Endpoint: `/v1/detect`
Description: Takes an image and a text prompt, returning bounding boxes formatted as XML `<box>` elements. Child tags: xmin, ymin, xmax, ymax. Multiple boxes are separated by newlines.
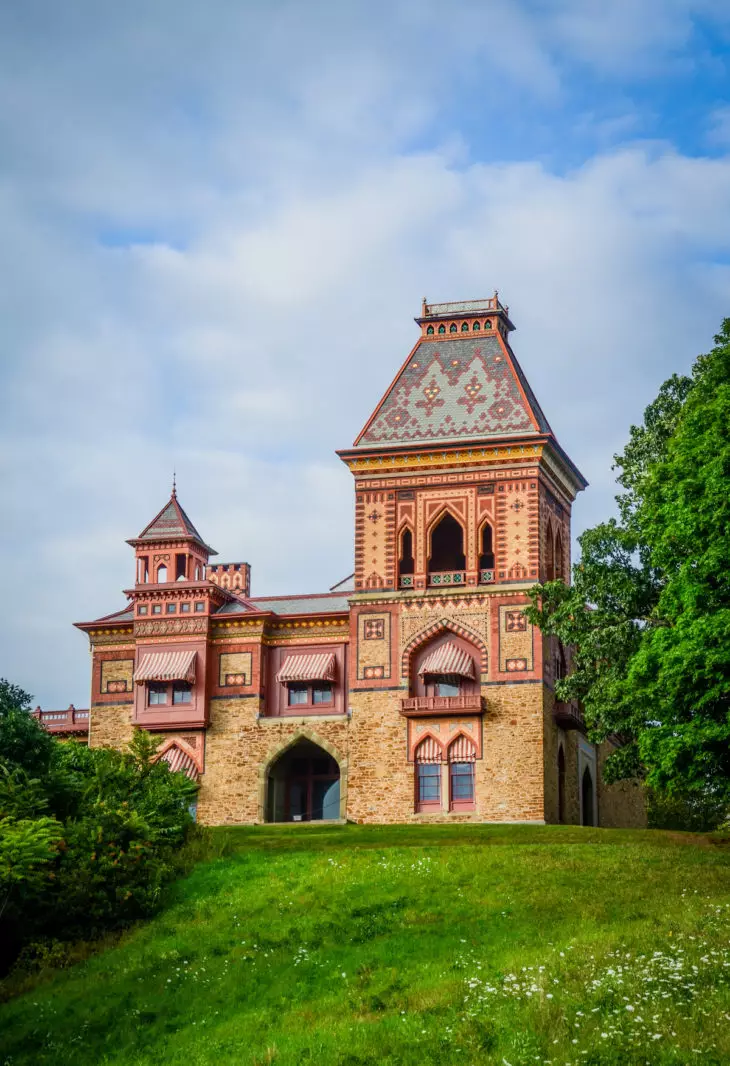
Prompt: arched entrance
<box><xmin>581</xmin><ymin>765</ymin><xmax>594</xmax><ymax>827</ymax></box>
<box><xmin>265</xmin><ymin>739</ymin><xmax>341</xmax><ymax>823</ymax></box>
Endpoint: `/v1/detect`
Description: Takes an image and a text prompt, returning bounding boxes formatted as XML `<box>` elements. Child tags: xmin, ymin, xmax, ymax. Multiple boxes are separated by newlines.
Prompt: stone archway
<box><xmin>259</xmin><ymin>730</ymin><xmax>347</xmax><ymax>823</ymax></box>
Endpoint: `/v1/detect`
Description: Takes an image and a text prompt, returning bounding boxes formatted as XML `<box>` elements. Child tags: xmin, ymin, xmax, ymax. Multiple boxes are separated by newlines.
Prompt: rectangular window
<box><xmin>416</xmin><ymin>763</ymin><xmax>441</xmax><ymax>810</ymax></box>
<box><xmin>194</xmin><ymin>602</ymin><xmax>205</xmax><ymax>613</ymax></box>
<box><xmin>166</xmin><ymin>603</ymin><xmax>176</xmax><ymax>614</ymax></box>
<box><xmin>138</xmin><ymin>605</ymin><xmax>148</xmax><ymax>616</ymax></box>
<box><xmin>450</xmin><ymin>762</ymin><xmax>475</xmax><ymax>809</ymax></box>
<box><xmin>312</xmin><ymin>684</ymin><xmax>333</xmax><ymax>705</ymax></box>
<box><xmin>173</xmin><ymin>682</ymin><xmax>192</xmax><ymax>705</ymax></box>
<box><xmin>436</xmin><ymin>679</ymin><xmax>460</xmax><ymax>697</ymax></box>
<box><xmin>152</xmin><ymin>604</ymin><xmax>162</xmax><ymax>615</ymax></box>
<box><xmin>148</xmin><ymin>682</ymin><xmax>167</xmax><ymax>705</ymax></box>
<box><xmin>288</xmin><ymin>684</ymin><xmax>308</xmax><ymax>706</ymax></box>
<box><xmin>180</xmin><ymin>603</ymin><xmax>191</xmax><ymax>613</ymax></box>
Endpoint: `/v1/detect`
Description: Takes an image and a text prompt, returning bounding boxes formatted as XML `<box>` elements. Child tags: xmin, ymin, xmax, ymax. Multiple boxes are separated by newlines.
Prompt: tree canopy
<box><xmin>527</xmin><ymin>320</ymin><xmax>730</xmax><ymax>808</ymax></box>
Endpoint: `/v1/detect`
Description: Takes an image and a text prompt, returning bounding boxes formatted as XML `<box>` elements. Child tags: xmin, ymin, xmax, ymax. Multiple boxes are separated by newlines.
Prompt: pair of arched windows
<box><xmin>544</xmin><ymin>520</ymin><xmax>564</xmax><ymax>582</ymax></box>
<box><xmin>415</xmin><ymin>734</ymin><xmax>476</xmax><ymax>812</ymax></box>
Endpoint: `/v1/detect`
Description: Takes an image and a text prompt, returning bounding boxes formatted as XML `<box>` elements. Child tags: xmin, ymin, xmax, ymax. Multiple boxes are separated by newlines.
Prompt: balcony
<box><xmin>553</xmin><ymin>702</ymin><xmax>585</xmax><ymax>732</ymax></box>
<box><xmin>400</xmin><ymin>694</ymin><xmax>484</xmax><ymax>718</ymax></box>
<box><xmin>33</xmin><ymin>705</ymin><xmax>89</xmax><ymax>736</ymax></box>
<box><xmin>428</xmin><ymin>570</ymin><xmax>466</xmax><ymax>588</ymax></box>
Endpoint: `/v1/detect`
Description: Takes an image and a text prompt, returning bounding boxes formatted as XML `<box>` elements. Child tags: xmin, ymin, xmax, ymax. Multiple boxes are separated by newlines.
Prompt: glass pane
<box><xmin>173</xmin><ymin>684</ymin><xmax>192</xmax><ymax>704</ymax></box>
<box><xmin>436</xmin><ymin>680</ymin><xmax>460</xmax><ymax>697</ymax></box>
<box><xmin>148</xmin><ymin>684</ymin><xmax>167</xmax><ymax>705</ymax></box>
<box><xmin>288</xmin><ymin>684</ymin><xmax>308</xmax><ymax>705</ymax></box>
<box><xmin>450</xmin><ymin>763</ymin><xmax>475</xmax><ymax>800</ymax></box>
<box><xmin>417</xmin><ymin>763</ymin><xmax>441</xmax><ymax>802</ymax></box>
<box><xmin>312</xmin><ymin>684</ymin><xmax>333</xmax><ymax>704</ymax></box>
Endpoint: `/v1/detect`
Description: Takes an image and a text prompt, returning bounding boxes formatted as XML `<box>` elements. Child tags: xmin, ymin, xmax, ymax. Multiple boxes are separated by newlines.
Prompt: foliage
<box><xmin>1</xmin><ymin>824</ymin><xmax>729</xmax><ymax>1064</ymax></box>
<box><xmin>0</xmin><ymin>679</ymin><xmax>197</xmax><ymax>970</ymax></box>
<box><xmin>527</xmin><ymin>320</ymin><xmax>730</xmax><ymax>814</ymax></box>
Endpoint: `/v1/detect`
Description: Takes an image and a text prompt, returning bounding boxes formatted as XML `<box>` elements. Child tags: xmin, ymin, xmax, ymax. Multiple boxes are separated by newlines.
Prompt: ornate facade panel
<box><xmin>399</xmin><ymin>596</ymin><xmax>491</xmax><ymax>678</ymax></box>
<box><xmin>356</xmin><ymin>611</ymin><xmax>392</xmax><ymax>680</ymax></box>
<box><xmin>407</xmin><ymin>717</ymin><xmax>482</xmax><ymax>761</ymax></box>
<box><xmin>100</xmin><ymin>658</ymin><xmax>134</xmax><ymax>694</ymax></box>
<box><xmin>218</xmin><ymin>651</ymin><xmax>253</xmax><ymax>687</ymax></box>
<box><xmin>355</xmin><ymin>490</ymin><xmax>396</xmax><ymax>589</ymax></box>
<box><xmin>495</xmin><ymin>479</ymin><xmax>539</xmax><ymax>582</ymax></box>
<box><xmin>498</xmin><ymin>604</ymin><xmax>534</xmax><ymax>672</ymax></box>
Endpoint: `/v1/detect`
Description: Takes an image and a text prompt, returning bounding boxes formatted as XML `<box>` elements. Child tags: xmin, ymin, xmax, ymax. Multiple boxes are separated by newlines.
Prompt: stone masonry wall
<box><xmin>89</xmin><ymin>703</ymin><xmax>134</xmax><ymax>751</ymax></box>
<box><xmin>597</xmin><ymin>742</ymin><xmax>647</xmax><ymax>829</ymax></box>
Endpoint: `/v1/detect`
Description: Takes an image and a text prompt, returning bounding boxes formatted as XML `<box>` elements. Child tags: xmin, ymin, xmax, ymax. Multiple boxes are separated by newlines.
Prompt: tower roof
<box><xmin>353</xmin><ymin>296</ymin><xmax>551</xmax><ymax>449</ymax></box>
<box><xmin>128</xmin><ymin>490</ymin><xmax>217</xmax><ymax>554</ymax></box>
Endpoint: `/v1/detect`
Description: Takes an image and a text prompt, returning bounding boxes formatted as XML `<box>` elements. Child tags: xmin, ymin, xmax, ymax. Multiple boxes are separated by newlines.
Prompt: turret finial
<box><xmin>172</xmin><ymin>469</ymin><xmax>177</xmax><ymax>498</ymax></box>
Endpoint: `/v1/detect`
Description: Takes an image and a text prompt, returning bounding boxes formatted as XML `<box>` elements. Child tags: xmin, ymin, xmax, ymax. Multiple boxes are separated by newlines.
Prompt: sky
<box><xmin>1</xmin><ymin>0</ymin><xmax>730</xmax><ymax>708</ymax></box>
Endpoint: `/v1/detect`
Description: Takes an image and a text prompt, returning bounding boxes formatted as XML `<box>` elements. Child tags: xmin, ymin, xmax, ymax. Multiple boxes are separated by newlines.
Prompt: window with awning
<box><xmin>134</xmin><ymin>650</ymin><xmax>197</xmax><ymax>684</ymax></box>
<box><xmin>276</xmin><ymin>652</ymin><xmax>336</xmax><ymax>684</ymax></box>
<box><xmin>417</xmin><ymin>642</ymin><xmax>475</xmax><ymax>679</ymax></box>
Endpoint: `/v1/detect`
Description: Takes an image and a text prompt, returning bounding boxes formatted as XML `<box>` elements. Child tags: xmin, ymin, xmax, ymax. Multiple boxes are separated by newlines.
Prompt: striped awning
<box><xmin>276</xmin><ymin>652</ymin><xmax>336</xmax><ymax>684</ymax></box>
<box><xmin>448</xmin><ymin>734</ymin><xmax>477</xmax><ymax>762</ymax></box>
<box><xmin>414</xmin><ymin>736</ymin><xmax>443</xmax><ymax>763</ymax></box>
<box><xmin>134</xmin><ymin>650</ymin><xmax>196</xmax><ymax>684</ymax></box>
<box><xmin>159</xmin><ymin>745</ymin><xmax>200</xmax><ymax>781</ymax></box>
<box><xmin>418</xmin><ymin>642</ymin><xmax>475</xmax><ymax>679</ymax></box>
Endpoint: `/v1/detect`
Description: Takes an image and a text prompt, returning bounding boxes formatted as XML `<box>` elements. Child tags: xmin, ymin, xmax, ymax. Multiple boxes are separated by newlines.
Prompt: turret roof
<box><xmin>129</xmin><ymin>491</ymin><xmax>216</xmax><ymax>554</ymax></box>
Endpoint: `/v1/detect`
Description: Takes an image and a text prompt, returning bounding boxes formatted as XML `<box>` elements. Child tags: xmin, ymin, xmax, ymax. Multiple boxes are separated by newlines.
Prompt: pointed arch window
<box><xmin>449</xmin><ymin>323</ymin><xmax>457</xmax><ymax>333</ymax></box>
<box><xmin>473</xmin><ymin>320</ymin><xmax>481</xmax><ymax>330</ymax></box>
<box><xmin>398</xmin><ymin>527</ymin><xmax>414</xmax><ymax>586</ymax></box>
<box><xmin>438</xmin><ymin>324</ymin><xmax>446</xmax><ymax>334</ymax></box>
<box><xmin>428</xmin><ymin>512</ymin><xmax>465</xmax><ymax>575</ymax></box>
<box><xmin>426</xmin><ymin>325</ymin><xmax>434</xmax><ymax>335</ymax></box>
<box><xmin>448</xmin><ymin>734</ymin><xmax>476</xmax><ymax>810</ymax></box>
<box><xmin>484</xmin><ymin>319</ymin><xmax>492</xmax><ymax>329</ymax></box>
<box><xmin>157</xmin><ymin>564</ymin><xmax>168</xmax><ymax>583</ymax></box>
<box><xmin>415</xmin><ymin>736</ymin><xmax>442</xmax><ymax>812</ymax></box>
<box><xmin>479</xmin><ymin>521</ymin><xmax>495</xmax><ymax>572</ymax></box>
<box><xmin>461</xmin><ymin>321</ymin><xmax>469</xmax><ymax>332</ymax></box>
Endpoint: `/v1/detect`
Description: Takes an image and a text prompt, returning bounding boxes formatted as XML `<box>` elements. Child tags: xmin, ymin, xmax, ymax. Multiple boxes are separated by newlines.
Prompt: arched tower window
<box><xmin>398</xmin><ymin>527</ymin><xmax>414</xmax><ymax>585</ymax></box>
<box><xmin>426</xmin><ymin>325</ymin><xmax>434</xmax><ymax>335</ymax></box>
<box><xmin>414</xmin><ymin>736</ymin><xmax>442</xmax><ymax>812</ymax></box>
<box><xmin>449</xmin><ymin>323</ymin><xmax>457</xmax><ymax>333</ymax></box>
<box><xmin>555</xmin><ymin>531</ymin><xmax>564</xmax><ymax>581</ymax></box>
<box><xmin>461</xmin><ymin>321</ymin><xmax>469</xmax><ymax>332</ymax></box>
<box><xmin>175</xmin><ymin>553</ymin><xmax>188</xmax><ymax>581</ymax></box>
<box><xmin>438</xmin><ymin>324</ymin><xmax>446</xmax><ymax>334</ymax></box>
<box><xmin>157</xmin><ymin>564</ymin><xmax>168</xmax><ymax>583</ymax></box>
<box><xmin>484</xmin><ymin>319</ymin><xmax>492</xmax><ymax>329</ymax></box>
<box><xmin>473</xmin><ymin>320</ymin><xmax>481</xmax><ymax>330</ymax></box>
<box><xmin>479</xmin><ymin>522</ymin><xmax>495</xmax><ymax>571</ymax></box>
<box><xmin>545</xmin><ymin>521</ymin><xmax>555</xmax><ymax>581</ymax></box>
<box><xmin>428</xmin><ymin>513</ymin><xmax>465</xmax><ymax>574</ymax></box>
<box><xmin>448</xmin><ymin>734</ymin><xmax>476</xmax><ymax>810</ymax></box>
<box><xmin>558</xmin><ymin>746</ymin><xmax>566</xmax><ymax>824</ymax></box>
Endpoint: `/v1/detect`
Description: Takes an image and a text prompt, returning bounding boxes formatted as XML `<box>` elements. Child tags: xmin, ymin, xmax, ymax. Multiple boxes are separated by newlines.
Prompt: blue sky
<box><xmin>1</xmin><ymin>0</ymin><xmax>729</xmax><ymax>707</ymax></box>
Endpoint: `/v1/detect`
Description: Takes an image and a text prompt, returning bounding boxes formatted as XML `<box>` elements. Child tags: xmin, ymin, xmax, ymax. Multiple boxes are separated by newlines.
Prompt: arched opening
<box><xmin>426</xmin><ymin>325</ymin><xmax>434</xmax><ymax>335</ymax></box>
<box><xmin>448</xmin><ymin>734</ymin><xmax>476</xmax><ymax>810</ymax></box>
<box><xmin>479</xmin><ymin>521</ymin><xmax>495</xmax><ymax>572</ymax></box>
<box><xmin>545</xmin><ymin>521</ymin><xmax>555</xmax><ymax>581</ymax></box>
<box><xmin>428</xmin><ymin>512</ymin><xmax>465</xmax><ymax>575</ymax></box>
<box><xmin>175</xmin><ymin>553</ymin><xmax>188</xmax><ymax>581</ymax></box>
<box><xmin>555</xmin><ymin>532</ymin><xmax>564</xmax><ymax>581</ymax></box>
<box><xmin>472</xmin><ymin>320</ymin><xmax>481</xmax><ymax>330</ymax></box>
<box><xmin>557</xmin><ymin>745</ymin><xmax>566</xmax><ymax>824</ymax></box>
<box><xmin>411</xmin><ymin>630</ymin><xmax>480</xmax><ymax>701</ymax></box>
<box><xmin>449</xmin><ymin>322</ymin><xmax>458</xmax><ymax>333</ymax></box>
<box><xmin>398</xmin><ymin>527</ymin><xmax>414</xmax><ymax>585</ymax></box>
<box><xmin>265</xmin><ymin>739</ymin><xmax>340</xmax><ymax>823</ymax></box>
<box><xmin>581</xmin><ymin>766</ymin><xmax>594</xmax><ymax>827</ymax></box>
<box><xmin>414</xmin><ymin>736</ymin><xmax>442</xmax><ymax>812</ymax></box>
<box><xmin>438</xmin><ymin>324</ymin><xmax>446</xmax><ymax>334</ymax></box>
<box><xmin>461</xmin><ymin>321</ymin><xmax>469</xmax><ymax>331</ymax></box>
<box><xmin>484</xmin><ymin>319</ymin><xmax>492</xmax><ymax>329</ymax></box>
<box><xmin>157</xmin><ymin>564</ymin><xmax>168</xmax><ymax>583</ymax></box>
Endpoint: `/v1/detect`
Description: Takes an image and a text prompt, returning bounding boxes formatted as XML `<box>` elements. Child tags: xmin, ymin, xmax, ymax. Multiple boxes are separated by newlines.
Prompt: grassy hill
<box><xmin>1</xmin><ymin>825</ymin><xmax>729</xmax><ymax>1065</ymax></box>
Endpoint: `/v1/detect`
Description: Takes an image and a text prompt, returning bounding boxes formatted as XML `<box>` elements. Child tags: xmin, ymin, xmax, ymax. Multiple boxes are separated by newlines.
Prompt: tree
<box><xmin>527</xmin><ymin>320</ymin><xmax>730</xmax><ymax>809</ymax></box>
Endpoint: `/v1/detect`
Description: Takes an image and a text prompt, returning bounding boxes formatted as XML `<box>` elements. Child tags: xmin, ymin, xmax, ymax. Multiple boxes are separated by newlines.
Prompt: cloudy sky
<box><xmin>2</xmin><ymin>1</ymin><xmax>729</xmax><ymax>708</ymax></box>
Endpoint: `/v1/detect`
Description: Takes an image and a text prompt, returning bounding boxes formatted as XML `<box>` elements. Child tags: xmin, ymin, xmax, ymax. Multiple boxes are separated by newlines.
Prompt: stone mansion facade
<box><xmin>69</xmin><ymin>295</ymin><xmax>644</xmax><ymax>827</ymax></box>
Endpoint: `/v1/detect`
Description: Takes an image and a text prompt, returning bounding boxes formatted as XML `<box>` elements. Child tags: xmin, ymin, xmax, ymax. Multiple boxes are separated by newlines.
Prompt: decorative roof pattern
<box><xmin>216</xmin><ymin>592</ymin><xmax>351</xmax><ymax>617</ymax></box>
<box><xmin>355</xmin><ymin>336</ymin><xmax>551</xmax><ymax>447</ymax></box>
<box><xmin>134</xmin><ymin>492</ymin><xmax>214</xmax><ymax>552</ymax></box>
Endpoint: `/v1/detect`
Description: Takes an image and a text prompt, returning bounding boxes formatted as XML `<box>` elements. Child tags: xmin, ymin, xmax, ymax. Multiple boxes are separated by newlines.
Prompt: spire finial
<box><xmin>172</xmin><ymin>469</ymin><xmax>177</xmax><ymax>498</ymax></box>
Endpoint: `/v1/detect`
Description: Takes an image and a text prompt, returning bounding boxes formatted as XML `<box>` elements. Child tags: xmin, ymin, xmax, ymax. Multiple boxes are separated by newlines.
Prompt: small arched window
<box><xmin>398</xmin><ymin>527</ymin><xmax>414</xmax><ymax>585</ymax></box>
<box><xmin>449</xmin><ymin>323</ymin><xmax>457</xmax><ymax>333</ymax></box>
<box><xmin>428</xmin><ymin>512</ymin><xmax>465</xmax><ymax>574</ymax></box>
<box><xmin>448</xmin><ymin>734</ymin><xmax>476</xmax><ymax>810</ymax></box>
<box><xmin>414</xmin><ymin>737</ymin><xmax>442</xmax><ymax>812</ymax></box>
<box><xmin>461</xmin><ymin>322</ymin><xmax>469</xmax><ymax>332</ymax></box>
<box><xmin>157</xmin><ymin>564</ymin><xmax>168</xmax><ymax>583</ymax></box>
<box><xmin>479</xmin><ymin>522</ymin><xmax>495</xmax><ymax>571</ymax></box>
<box><xmin>426</xmin><ymin>325</ymin><xmax>434</xmax><ymax>335</ymax></box>
<box><xmin>438</xmin><ymin>324</ymin><xmax>446</xmax><ymax>334</ymax></box>
<box><xmin>545</xmin><ymin>521</ymin><xmax>555</xmax><ymax>581</ymax></box>
<box><xmin>473</xmin><ymin>321</ymin><xmax>480</xmax><ymax>330</ymax></box>
<box><xmin>484</xmin><ymin>319</ymin><xmax>492</xmax><ymax>329</ymax></box>
<box><xmin>558</xmin><ymin>746</ymin><xmax>566</xmax><ymax>824</ymax></box>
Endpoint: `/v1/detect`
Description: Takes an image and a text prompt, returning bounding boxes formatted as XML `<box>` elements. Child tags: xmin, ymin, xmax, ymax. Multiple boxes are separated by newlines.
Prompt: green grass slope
<box><xmin>1</xmin><ymin>825</ymin><xmax>729</xmax><ymax>1065</ymax></box>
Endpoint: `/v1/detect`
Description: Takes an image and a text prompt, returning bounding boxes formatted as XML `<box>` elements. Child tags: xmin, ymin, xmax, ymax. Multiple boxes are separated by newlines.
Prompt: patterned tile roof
<box><xmin>216</xmin><ymin>592</ymin><xmax>351</xmax><ymax>617</ymax></box>
<box><xmin>354</xmin><ymin>335</ymin><xmax>551</xmax><ymax>448</ymax></box>
<box><xmin>133</xmin><ymin>492</ymin><xmax>216</xmax><ymax>553</ymax></box>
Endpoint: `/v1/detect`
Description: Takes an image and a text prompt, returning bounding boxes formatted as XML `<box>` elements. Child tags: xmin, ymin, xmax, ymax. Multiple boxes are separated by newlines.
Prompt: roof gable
<box><xmin>354</xmin><ymin>334</ymin><xmax>551</xmax><ymax>448</ymax></box>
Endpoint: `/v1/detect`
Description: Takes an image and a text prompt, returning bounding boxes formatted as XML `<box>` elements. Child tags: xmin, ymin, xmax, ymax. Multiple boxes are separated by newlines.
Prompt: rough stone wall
<box><xmin>542</xmin><ymin>691</ymin><xmax>581</xmax><ymax>825</ymax></box>
<box><xmin>597</xmin><ymin>742</ymin><xmax>647</xmax><ymax>829</ymax></box>
<box><xmin>89</xmin><ymin>703</ymin><xmax>134</xmax><ymax>751</ymax></box>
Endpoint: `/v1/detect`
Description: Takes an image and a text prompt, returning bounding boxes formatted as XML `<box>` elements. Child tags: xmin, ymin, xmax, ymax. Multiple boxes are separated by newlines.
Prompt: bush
<box><xmin>0</xmin><ymin>680</ymin><xmax>198</xmax><ymax>972</ymax></box>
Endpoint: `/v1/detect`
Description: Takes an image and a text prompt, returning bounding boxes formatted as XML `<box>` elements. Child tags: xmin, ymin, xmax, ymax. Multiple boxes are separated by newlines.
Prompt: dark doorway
<box><xmin>557</xmin><ymin>746</ymin><xmax>566</xmax><ymax>824</ymax></box>
<box><xmin>266</xmin><ymin>740</ymin><xmax>341</xmax><ymax>823</ymax></box>
<box><xmin>581</xmin><ymin>765</ymin><xmax>594</xmax><ymax>826</ymax></box>
<box><xmin>479</xmin><ymin>522</ymin><xmax>495</xmax><ymax>570</ymax></box>
<box><xmin>428</xmin><ymin>513</ymin><xmax>466</xmax><ymax>573</ymax></box>
<box><xmin>399</xmin><ymin>528</ymin><xmax>414</xmax><ymax>583</ymax></box>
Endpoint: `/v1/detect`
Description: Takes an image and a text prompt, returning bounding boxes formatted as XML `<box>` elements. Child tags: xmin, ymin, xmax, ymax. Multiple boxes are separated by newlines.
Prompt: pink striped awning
<box><xmin>414</xmin><ymin>736</ymin><xmax>443</xmax><ymax>763</ymax></box>
<box><xmin>276</xmin><ymin>652</ymin><xmax>336</xmax><ymax>683</ymax></box>
<box><xmin>418</xmin><ymin>642</ymin><xmax>475</xmax><ymax>679</ymax></box>
<box><xmin>448</xmin><ymin>734</ymin><xmax>477</xmax><ymax>762</ymax></box>
<box><xmin>159</xmin><ymin>745</ymin><xmax>200</xmax><ymax>780</ymax></box>
<box><xmin>134</xmin><ymin>650</ymin><xmax>196</xmax><ymax>684</ymax></box>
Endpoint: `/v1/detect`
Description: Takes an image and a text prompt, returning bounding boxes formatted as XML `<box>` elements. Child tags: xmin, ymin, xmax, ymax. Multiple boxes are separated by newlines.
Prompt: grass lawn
<box><xmin>1</xmin><ymin>824</ymin><xmax>729</xmax><ymax>1065</ymax></box>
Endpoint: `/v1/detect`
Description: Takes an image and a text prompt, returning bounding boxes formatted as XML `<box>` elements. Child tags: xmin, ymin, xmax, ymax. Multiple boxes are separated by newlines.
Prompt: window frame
<box><xmin>147</xmin><ymin>682</ymin><xmax>168</xmax><ymax>706</ymax></box>
<box><xmin>415</xmin><ymin>761</ymin><xmax>442</xmax><ymax>812</ymax></box>
<box><xmin>449</xmin><ymin>761</ymin><xmax>476</xmax><ymax>811</ymax></box>
<box><xmin>286</xmin><ymin>680</ymin><xmax>334</xmax><ymax>709</ymax></box>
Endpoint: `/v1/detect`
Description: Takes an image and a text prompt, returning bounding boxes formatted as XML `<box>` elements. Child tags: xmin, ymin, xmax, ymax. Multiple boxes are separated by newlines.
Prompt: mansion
<box><xmin>56</xmin><ymin>296</ymin><xmax>644</xmax><ymax>827</ymax></box>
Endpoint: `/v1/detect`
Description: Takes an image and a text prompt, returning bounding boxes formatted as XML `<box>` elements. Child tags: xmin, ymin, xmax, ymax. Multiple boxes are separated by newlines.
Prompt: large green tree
<box><xmin>527</xmin><ymin>320</ymin><xmax>730</xmax><ymax>806</ymax></box>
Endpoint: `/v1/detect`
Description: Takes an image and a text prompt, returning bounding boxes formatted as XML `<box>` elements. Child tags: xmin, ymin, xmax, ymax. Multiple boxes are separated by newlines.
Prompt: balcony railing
<box><xmin>553</xmin><ymin>702</ymin><xmax>585</xmax><ymax>732</ymax></box>
<box><xmin>479</xmin><ymin>569</ymin><xmax>495</xmax><ymax>584</ymax></box>
<box><xmin>428</xmin><ymin>570</ymin><xmax>466</xmax><ymax>587</ymax></box>
<box><xmin>33</xmin><ymin>705</ymin><xmax>90</xmax><ymax>735</ymax></box>
<box><xmin>400</xmin><ymin>694</ymin><xmax>484</xmax><ymax>717</ymax></box>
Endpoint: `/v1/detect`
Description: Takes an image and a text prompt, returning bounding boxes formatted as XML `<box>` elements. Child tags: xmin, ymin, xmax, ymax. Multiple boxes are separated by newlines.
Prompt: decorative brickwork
<box><xmin>498</xmin><ymin>604</ymin><xmax>535</xmax><ymax>673</ymax></box>
<box><xmin>100</xmin><ymin>658</ymin><xmax>134</xmax><ymax>694</ymax></box>
<box><xmin>218</xmin><ymin>651</ymin><xmax>253</xmax><ymax>687</ymax></box>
